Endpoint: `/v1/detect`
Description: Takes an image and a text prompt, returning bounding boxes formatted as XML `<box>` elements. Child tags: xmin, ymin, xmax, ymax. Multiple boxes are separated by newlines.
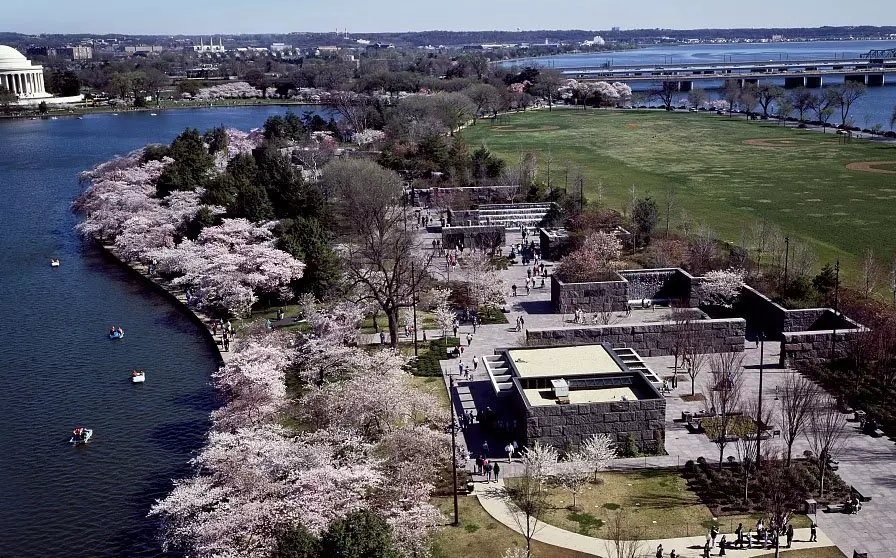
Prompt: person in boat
<box><xmin>110</xmin><ymin>326</ymin><xmax>116</xmax><ymax>336</ymax></box>
<box><xmin>117</xmin><ymin>327</ymin><xmax>123</xmax><ymax>336</ymax></box>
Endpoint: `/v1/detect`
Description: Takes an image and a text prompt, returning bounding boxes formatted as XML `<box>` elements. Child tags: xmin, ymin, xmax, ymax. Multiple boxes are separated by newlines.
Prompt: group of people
<box><xmin>514</xmin><ymin>315</ymin><xmax>525</xmax><ymax>332</ymax></box>
<box><xmin>212</xmin><ymin>319</ymin><xmax>235</xmax><ymax>351</ymax></box>
<box><xmin>473</xmin><ymin>454</ymin><xmax>500</xmax><ymax>482</ymax></box>
<box><xmin>689</xmin><ymin>519</ymin><xmax>805</xmax><ymax>557</ymax></box>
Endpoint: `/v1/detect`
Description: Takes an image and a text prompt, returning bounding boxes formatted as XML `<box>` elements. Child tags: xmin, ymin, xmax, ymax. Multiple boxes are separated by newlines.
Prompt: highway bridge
<box><xmin>563</xmin><ymin>53</ymin><xmax>896</xmax><ymax>91</ymax></box>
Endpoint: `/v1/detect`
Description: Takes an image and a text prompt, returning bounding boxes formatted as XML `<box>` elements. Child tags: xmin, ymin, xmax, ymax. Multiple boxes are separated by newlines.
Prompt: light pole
<box><xmin>449</xmin><ymin>376</ymin><xmax>460</xmax><ymax>526</ymax></box>
<box><xmin>831</xmin><ymin>260</ymin><xmax>840</xmax><ymax>359</ymax></box>
<box><xmin>412</xmin><ymin>261</ymin><xmax>419</xmax><ymax>357</ymax></box>
<box><xmin>756</xmin><ymin>332</ymin><xmax>765</xmax><ymax>467</ymax></box>
<box><xmin>783</xmin><ymin>236</ymin><xmax>790</xmax><ymax>288</ymax></box>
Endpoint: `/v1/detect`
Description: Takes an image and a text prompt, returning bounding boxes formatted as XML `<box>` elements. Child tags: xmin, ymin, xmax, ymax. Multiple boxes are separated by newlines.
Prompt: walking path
<box><xmin>474</xmin><ymin>479</ymin><xmax>834</xmax><ymax>558</ymax></box>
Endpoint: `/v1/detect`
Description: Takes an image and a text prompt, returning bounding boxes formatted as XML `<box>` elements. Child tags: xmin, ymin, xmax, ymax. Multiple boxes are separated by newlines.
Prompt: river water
<box><xmin>0</xmin><ymin>105</ymin><xmax>326</xmax><ymax>558</ymax></box>
<box><xmin>507</xmin><ymin>40</ymin><xmax>896</xmax><ymax>128</ymax></box>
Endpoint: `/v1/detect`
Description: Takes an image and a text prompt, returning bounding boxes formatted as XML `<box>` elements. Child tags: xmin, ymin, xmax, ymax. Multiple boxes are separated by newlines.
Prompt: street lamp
<box><xmin>449</xmin><ymin>376</ymin><xmax>460</xmax><ymax>526</ymax></box>
<box><xmin>756</xmin><ymin>332</ymin><xmax>765</xmax><ymax>467</ymax></box>
<box><xmin>831</xmin><ymin>260</ymin><xmax>840</xmax><ymax>359</ymax></box>
<box><xmin>783</xmin><ymin>236</ymin><xmax>790</xmax><ymax>288</ymax></box>
<box><xmin>412</xmin><ymin>261</ymin><xmax>419</xmax><ymax>357</ymax></box>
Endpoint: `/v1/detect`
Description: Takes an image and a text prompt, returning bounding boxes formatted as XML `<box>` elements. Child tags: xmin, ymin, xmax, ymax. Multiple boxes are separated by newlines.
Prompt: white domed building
<box><xmin>0</xmin><ymin>45</ymin><xmax>82</xmax><ymax>105</ymax></box>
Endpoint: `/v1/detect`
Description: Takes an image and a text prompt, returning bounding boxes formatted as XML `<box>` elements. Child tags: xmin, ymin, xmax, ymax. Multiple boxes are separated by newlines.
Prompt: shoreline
<box><xmin>95</xmin><ymin>241</ymin><xmax>230</xmax><ymax>365</ymax></box>
<box><xmin>0</xmin><ymin>98</ymin><xmax>330</xmax><ymax>121</ymax></box>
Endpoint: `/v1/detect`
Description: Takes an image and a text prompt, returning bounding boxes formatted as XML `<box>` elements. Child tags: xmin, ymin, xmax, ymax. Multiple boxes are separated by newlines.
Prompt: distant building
<box><xmin>192</xmin><ymin>37</ymin><xmax>225</xmax><ymax>54</ymax></box>
<box><xmin>270</xmin><ymin>43</ymin><xmax>292</xmax><ymax>52</ymax></box>
<box><xmin>59</xmin><ymin>46</ymin><xmax>93</xmax><ymax>60</ymax></box>
<box><xmin>611</xmin><ymin>26</ymin><xmax>621</xmax><ymax>32</ymax></box>
<box><xmin>26</xmin><ymin>46</ymin><xmax>56</xmax><ymax>58</ymax></box>
<box><xmin>125</xmin><ymin>45</ymin><xmax>165</xmax><ymax>55</ymax></box>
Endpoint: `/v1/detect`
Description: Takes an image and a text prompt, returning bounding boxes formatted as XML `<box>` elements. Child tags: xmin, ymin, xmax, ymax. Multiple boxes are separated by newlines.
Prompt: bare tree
<box><xmin>670</xmin><ymin>308</ymin><xmax>693</xmax><ymax>382</ymax></box>
<box><xmin>604</xmin><ymin>510</ymin><xmax>644</xmax><ymax>558</ymax></box>
<box><xmin>687</xmin><ymin>226</ymin><xmax>716</xmax><ymax>274</ymax></box>
<box><xmin>649</xmin><ymin>81</ymin><xmax>678</xmax><ymax>111</ymax></box>
<box><xmin>789</xmin><ymin>87</ymin><xmax>814</xmax><ymax>123</ymax></box>
<box><xmin>734</xmin><ymin>397</ymin><xmax>774</xmax><ymax>504</ymax></box>
<box><xmin>704</xmin><ymin>352</ymin><xmax>746</xmax><ymax>469</ymax></box>
<box><xmin>825</xmin><ymin>81</ymin><xmax>868</xmax><ymax>126</ymax></box>
<box><xmin>687</xmin><ymin>87</ymin><xmax>708</xmax><ymax>110</ymax></box>
<box><xmin>683</xmin><ymin>335</ymin><xmax>711</xmax><ymax>397</ymax></box>
<box><xmin>664</xmin><ymin>185</ymin><xmax>676</xmax><ymax>237</ymax></box>
<box><xmin>757</xmin><ymin>84</ymin><xmax>786</xmax><ymax>118</ymax></box>
<box><xmin>330</xmin><ymin>91</ymin><xmax>372</xmax><ymax>132</ymax></box>
<box><xmin>740</xmin><ymin>83</ymin><xmax>759</xmax><ymax>118</ymax></box>
<box><xmin>805</xmin><ymin>394</ymin><xmax>849</xmax><ymax>497</ymax></box>
<box><xmin>326</xmin><ymin>159</ymin><xmax>433</xmax><ymax>346</ymax></box>
<box><xmin>862</xmin><ymin>247</ymin><xmax>879</xmax><ymax>297</ymax></box>
<box><xmin>762</xmin><ymin>451</ymin><xmax>800</xmax><ymax>558</ymax></box>
<box><xmin>779</xmin><ymin>374</ymin><xmax>818</xmax><ymax>467</ymax></box>
<box><xmin>504</xmin><ymin>442</ymin><xmax>558</xmax><ymax>558</ymax></box>
<box><xmin>721</xmin><ymin>79</ymin><xmax>742</xmax><ymax>116</ymax></box>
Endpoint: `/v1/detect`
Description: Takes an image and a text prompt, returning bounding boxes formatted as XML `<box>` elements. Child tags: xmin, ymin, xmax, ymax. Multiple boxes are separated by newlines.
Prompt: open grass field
<box><xmin>508</xmin><ymin>469</ymin><xmax>810</xmax><ymax>540</ymax></box>
<box><xmin>461</xmin><ymin>109</ymin><xmax>896</xmax><ymax>283</ymax></box>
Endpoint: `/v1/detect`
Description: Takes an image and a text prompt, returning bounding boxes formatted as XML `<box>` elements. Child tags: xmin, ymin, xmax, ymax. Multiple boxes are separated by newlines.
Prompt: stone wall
<box><xmin>519</xmin><ymin>394</ymin><xmax>666</xmax><ymax>452</ymax></box>
<box><xmin>442</xmin><ymin>225</ymin><xmax>505</xmax><ymax>251</ymax></box>
<box><xmin>618</xmin><ymin>268</ymin><xmax>696</xmax><ymax>305</ymax></box>
<box><xmin>781</xmin><ymin>330</ymin><xmax>854</xmax><ymax>366</ymax></box>
<box><xmin>736</xmin><ymin>285</ymin><xmax>787</xmax><ymax>338</ymax></box>
<box><xmin>526</xmin><ymin>318</ymin><xmax>746</xmax><ymax>357</ymax></box>
<box><xmin>551</xmin><ymin>274</ymin><xmax>629</xmax><ymax>313</ymax></box>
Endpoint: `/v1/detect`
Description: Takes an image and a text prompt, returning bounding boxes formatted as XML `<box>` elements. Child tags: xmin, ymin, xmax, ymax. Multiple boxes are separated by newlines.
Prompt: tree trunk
<box><xmin>387</xmin><ymin>307</ymin><xmax>400</xmax><ymax>347</ymax></box>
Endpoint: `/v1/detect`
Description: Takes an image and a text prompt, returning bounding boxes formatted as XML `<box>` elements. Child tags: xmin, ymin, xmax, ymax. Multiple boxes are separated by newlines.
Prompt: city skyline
<box><xmin>4</xmin><ymin>0</ymin><xmax>896</xmax><ymax>36</ymax></box>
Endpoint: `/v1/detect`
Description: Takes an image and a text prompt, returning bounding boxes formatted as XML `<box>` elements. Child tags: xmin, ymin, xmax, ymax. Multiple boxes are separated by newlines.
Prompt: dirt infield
<box><xmin>743</xmin><ymin>138</ymin><xmax>800</xmax><ymax>148</ymax></box>
<box><xmin>846</xmin><ymin>161</ymin><xmax>896</xmax><ymax>175</ymax></box>
<box><xmin>491</xmin><ymin>125</ymin><xmax>560</xmax><ymax>132</ymax></box>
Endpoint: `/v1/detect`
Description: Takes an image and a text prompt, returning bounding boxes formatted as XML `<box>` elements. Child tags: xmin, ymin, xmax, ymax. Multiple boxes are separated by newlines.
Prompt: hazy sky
<box><xmin>5</xmin><ymin>0</ymin><xmax>896</xmax><ymax>35</ymax></box>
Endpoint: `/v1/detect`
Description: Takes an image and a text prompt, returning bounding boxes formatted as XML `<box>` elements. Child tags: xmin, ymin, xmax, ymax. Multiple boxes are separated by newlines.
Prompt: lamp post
<box><xmin>449</xmin><ymin>376</ymin><xmax>460</xmax><ymax>526</ymax></box>
<box><xmin>783</xmin><ymin>236</ymin><xmax>790</xmax><ymax>288</ymax></box>
<box><xmin>756</xmin><ymin>332</ymin><xmax>765</xmax><ymax>467</ymax></box>
<box><xmin>412</xmin><ymin>261</ymin><xmax>419</xmax><ymax>357</ymax></box>
<box><xmin>831</xmin><ymin>259</ymin><xmax>840</xmax><ymax>359</ymax></box>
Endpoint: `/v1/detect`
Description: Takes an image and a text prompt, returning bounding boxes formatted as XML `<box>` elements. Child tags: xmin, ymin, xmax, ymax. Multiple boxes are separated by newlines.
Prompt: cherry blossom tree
<box><xmin>556</xmin><ymin>452</ymin><xmax>591</xmax><ymax>510</ymax></box>
<box><xmin>459</xmin><ymin>252</ymin><xmax>505</xmax><ymax>312</ymax></box>
<box><xmin>698</xmin><ymin>268</ymin><xmax>745</xmax><ymax>308</ymax></box>
<box><xmin>580</xmin><ymin>433</ymin><xmax>616</xmax><ymax>481</ymax></box>
<box><xmin>351</xmin><ymin>129</ymin><xmax>387</xmax><ymax>148</ymax></box>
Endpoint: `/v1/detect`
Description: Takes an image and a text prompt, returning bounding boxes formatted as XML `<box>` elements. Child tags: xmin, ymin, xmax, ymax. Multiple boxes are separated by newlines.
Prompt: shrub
<box><xmin>411</xmin><ymin>337</ymin><xmax>460</xmax><ymax>376</ymax></box>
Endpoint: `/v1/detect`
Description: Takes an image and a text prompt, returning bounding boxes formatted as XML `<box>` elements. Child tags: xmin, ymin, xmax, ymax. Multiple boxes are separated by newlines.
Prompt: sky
<box><xmin>4</xmin><ymin>0</ymin><xmax>896</xmax><ymax>35</ymax></box>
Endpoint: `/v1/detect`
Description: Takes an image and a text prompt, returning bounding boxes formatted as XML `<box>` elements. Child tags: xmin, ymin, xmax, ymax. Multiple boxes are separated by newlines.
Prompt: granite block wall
<box><xmin>551</xmin><ymin>274</ymin><xmax>630</xmax><ymax>313</ymax></box>
<box><xmin>781</xmin><ymin>330</ymin><xmax>858</xmax><ymax>366</ymax></box>
<box><xmin>442</xmin><ymin>225</ymin><xmax>505</xmax><ymax>250</ymax></box>
<box><xmin>526</xmin><ymin>318</ymin><xmax>746</xmax><ymax>357</ymax></box>
<box><xmin>522</xmin><ymin>398</ymin><xmax>666</xmax><ymax>451</ymax></box>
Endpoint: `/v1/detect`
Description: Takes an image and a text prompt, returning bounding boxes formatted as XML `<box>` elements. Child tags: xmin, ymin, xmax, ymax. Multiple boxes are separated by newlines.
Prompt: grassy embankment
<box><xmin>461</xmin><ymin>109</ymin><xmax>896</xmax><ymax>284</ymax></box>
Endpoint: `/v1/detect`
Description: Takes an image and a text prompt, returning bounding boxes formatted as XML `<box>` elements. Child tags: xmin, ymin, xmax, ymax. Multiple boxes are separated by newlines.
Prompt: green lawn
<box><xmin>461</xmin><ymin>109</ymin><xmax>896</xmax><ymax>283</ymax></box>
<box><xmin>756</xmin><ymin>548</ymin><xmax>845</xmax><ymax>558</ymax></box>
<box><xmin>430</xmin><ymin>496</ymin><xmax>593</xmax><ymax>558</ymax></box>
<box><xmin>509</xmin><ymin>469</ymin><xmax>810</xmax><ymax>540</ymax></box>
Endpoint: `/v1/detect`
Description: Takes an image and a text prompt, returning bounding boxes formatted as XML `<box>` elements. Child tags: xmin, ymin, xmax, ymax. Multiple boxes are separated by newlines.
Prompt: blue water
<box><xmin>508</xmin><ymin>40</ymin><xmax>896</xmax><ymax>129</ymax></box>
<box><xmin>0</xmin><ymin>105</ymin><xmax>328</xmax><ymax>558</ymax></box>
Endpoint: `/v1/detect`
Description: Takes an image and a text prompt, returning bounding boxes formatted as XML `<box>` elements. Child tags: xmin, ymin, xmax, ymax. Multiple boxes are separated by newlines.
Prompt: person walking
<box><xmin>475</xmin><ymin>455</ymin><xmax>483</xmax><ymax>476</ymax></box>
<box><xmin>467</xmin><ymin>332</ymin><xmax>473</xmax><ymax>346</ymax></box>
<box><xmin>710</xmin><ymin>526</ymin><xmax>718</xmax><ymax>547</ymax></box>
<box><xmin>525</xmin><ymin>284</ymin><xmax>530</xmax><ymax>295</ymax></box>
<box><xmin>719</xmin><ymin>535</ymin><xmax>727</xmax><ymax>556</ymax></box>
<box><xmin>786</xmin><ymin>524</ymin><xmax>794</xmax><ymax>548</ymax></box>
<box><xmin>746</xmin><ymin>528</ymin><xmax>753</xmax><ymax>548</ymax></box>
<box><xmin>519</xmin><ymin>316</ymin><xmax>525</xmax><ymax>330</ymax></box>
<box><xmin>511</xmin><ymin>284</ymin><xmax>517</xmax><ymax>297</ymax></box>
<box><xmin>492</xmin><ymin>462</ymin><xmax>500</xmax><ymax>482</ymax></box>
<box><xmin>735</xmin><ymin>523</ymin><xmax>743</xmax><ymax>548</ymax></box>
<box><xmin>809</xmin><ymin>521</ymin><xmax>817</xmax><ymax>542</ymax></box>
<box><xmin>473</xmin><ymin>355</ymin><xmax>479</xmax><ymax>371</ymax></box>
<box><xmin>505</xmin><ymin>443</ymin><xmax>514</xmax><ymax>462</ymax></box>
<box><xmin>379</xmin><ymin>331</ymin><xmax>386</xmax><ymax>344</ymax></box>
<box><xmin>669</xmin><ymin>550</ymin><xmax>677</xmax><ymax>558</ymax></box>
<box><xmin>702</xmin><ymin>540</ymin><xmax>710</xmax><ymax>558</ymax></box>
<box><xmin>223</xmin><ymin>335</ymin><xmax>230</xmax><ymax>352</ymax></box>
<box><xmin>453</xmin><ymin>323</ymin><xmax>458</xmax><ymax>337</ymax></box>
<box><xmin>458</xmin><ymin>361</ymin><xmax>464</xmax><ymax>377</ymax></box>
<box><xmin>484</xmin><ymin>460</ymin><xmax>493</xmax><ymax>482</ymax></box>
<box><xmin>655</xmin><ymin>544</ymin><xmax>663</xmax><ymax>558</ymax></box>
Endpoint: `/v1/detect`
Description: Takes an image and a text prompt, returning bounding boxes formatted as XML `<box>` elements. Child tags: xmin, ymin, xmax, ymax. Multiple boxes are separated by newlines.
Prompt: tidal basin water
<box><xmin>0</xmin><ymin>105</ymin><xmax>326</xmax><ymax>557</ymax></box>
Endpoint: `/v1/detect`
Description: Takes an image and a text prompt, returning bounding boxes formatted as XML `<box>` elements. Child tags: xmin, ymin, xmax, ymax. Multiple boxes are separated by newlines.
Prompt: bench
<box><xmin>825</xmin><ymin>503</ymin><xmax>845</xmax><ymax>513</ymax></box>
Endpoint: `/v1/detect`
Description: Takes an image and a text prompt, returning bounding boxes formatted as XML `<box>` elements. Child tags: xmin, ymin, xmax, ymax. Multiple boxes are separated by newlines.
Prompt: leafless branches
<box><xmin>779</xmin><ymin>374</ymin><xmax>818</xmax><ymax>467</ymax></box>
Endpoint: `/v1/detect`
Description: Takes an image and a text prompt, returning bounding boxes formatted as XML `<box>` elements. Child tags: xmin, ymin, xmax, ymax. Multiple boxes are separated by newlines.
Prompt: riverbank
<box><xmin>0</xmin><ymin>97</ymin><xmax>330</xmax><ymax>120</ymax></box>
<box><xmin>97</xmin><ymin>241</ymin><xmax>231</xmax><ymax>365</ymax></box>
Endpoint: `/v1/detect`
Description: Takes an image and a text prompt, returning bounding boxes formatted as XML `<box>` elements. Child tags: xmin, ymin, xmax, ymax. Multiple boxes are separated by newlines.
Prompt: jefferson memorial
<box><xmin>0</xmin><ymin>45</ymin><xmax>82</xmax><ymax>105</ymax></box>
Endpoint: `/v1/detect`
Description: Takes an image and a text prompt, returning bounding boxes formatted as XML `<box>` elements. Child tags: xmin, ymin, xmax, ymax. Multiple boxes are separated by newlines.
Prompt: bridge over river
<box><xmin>564</xmin><ymin>49</ymin><xmax>896</xmax><ymax>91</ymax></box>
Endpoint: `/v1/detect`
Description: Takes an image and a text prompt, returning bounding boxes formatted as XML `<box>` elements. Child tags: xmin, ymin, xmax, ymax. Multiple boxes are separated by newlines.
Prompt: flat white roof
<box><xmin>507</xmin><ymin>345</ymin><xmax>622</xmax><ymax>378</ymax></box>
<box><xmin>524</xmin><ymin>386</ymin><xmax>638</xmax><ymax>406</ymax></box>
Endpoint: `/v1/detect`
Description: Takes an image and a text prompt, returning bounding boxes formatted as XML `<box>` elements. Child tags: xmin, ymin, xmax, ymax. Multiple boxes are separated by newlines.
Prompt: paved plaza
<box><xmin>414</xmin><ymin>227</ymin><xmax>896</xmax><ymax>558</ymax></box>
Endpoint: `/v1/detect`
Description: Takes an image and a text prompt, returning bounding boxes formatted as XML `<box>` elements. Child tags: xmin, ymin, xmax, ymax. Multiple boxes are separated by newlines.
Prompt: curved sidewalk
<box><xmin>474</xmin><ymin>480</ymin><xmax>835</xmax><ymax>558</ymax></box>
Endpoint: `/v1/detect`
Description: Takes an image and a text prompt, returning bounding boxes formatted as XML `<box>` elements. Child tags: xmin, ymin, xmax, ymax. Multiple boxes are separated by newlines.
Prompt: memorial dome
<box><xmin>0</xmin><ymin>45</ymin><xmax>30</xmax><ymax>71</ymax></box>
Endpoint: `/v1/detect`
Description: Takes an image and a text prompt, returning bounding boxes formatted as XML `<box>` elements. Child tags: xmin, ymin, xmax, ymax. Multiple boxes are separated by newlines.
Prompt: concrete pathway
<box><xmin>474</xmin><ymin>479</ymin><xmax>836</xmax><ymax>558</ymax></box>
